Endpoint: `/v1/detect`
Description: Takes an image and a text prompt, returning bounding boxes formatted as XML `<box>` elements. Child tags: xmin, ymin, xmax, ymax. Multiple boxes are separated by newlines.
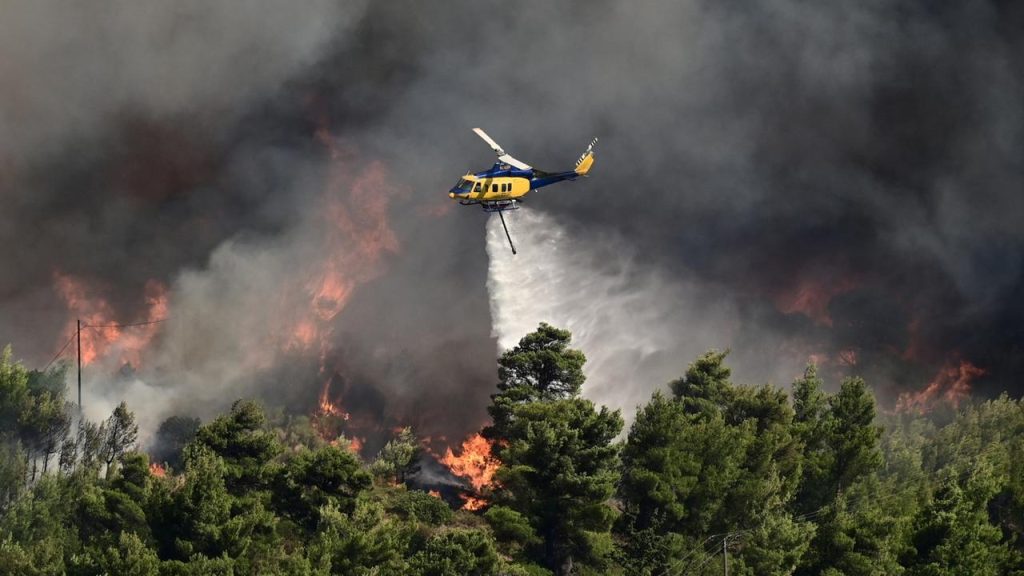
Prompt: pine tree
<box><xmin>485</xmin><ymin>324</ymin><xmax>622</xmax><ymax>575</ymax></box>
<box><xmin>101</xmin><ymin>401</ymin><xmax>139</xmax><ymax>479</ymax></box>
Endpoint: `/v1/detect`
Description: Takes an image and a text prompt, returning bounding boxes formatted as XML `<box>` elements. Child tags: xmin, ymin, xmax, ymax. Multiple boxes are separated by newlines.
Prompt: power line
<box><xmin>82</xmin><ymin>318</ymin><xmax>168</xmax><ymax>329</ymax></box>
<box><xmin>39</xmin><ymin>318</ymin><xmax>169</xmax><ymax>374</ymax></box>
<box><xmin>43</xmin><ymin>332</ymin><xmax>77</xmax><ymax>371</ymax></box>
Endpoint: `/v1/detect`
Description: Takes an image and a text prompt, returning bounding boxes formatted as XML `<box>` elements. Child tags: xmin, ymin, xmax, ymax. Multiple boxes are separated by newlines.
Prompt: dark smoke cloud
<box><xmin>1</xmin><ymin>1</ymin><xmax>1022</xmax><ymax>442</ymax></box>
<box><xmin>357</xmin><ymin>0</ymin><xmax>1023</xmax><ymax>407</ymax></box>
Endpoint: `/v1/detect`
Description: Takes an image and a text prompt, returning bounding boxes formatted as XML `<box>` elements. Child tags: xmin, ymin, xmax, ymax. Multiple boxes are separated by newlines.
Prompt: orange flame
<box><xmin>292</xmin><ymin>123</ymin><xmax>399</xmax><ymax>350</ymax></box>
<box><xmin>442</xmin><ymin>433</ymin><xmax>500</xmax><ymax>492</ymax></box>
<box><xmin>428</xmin><ymin>490</ymin><xmax>442</xmax><ymax>499</ymax></box>
<box><xmin>149</xmin><ymin>462</ymin><xmax>167</xmax><ymax>477</ymax></box>
<box><xmin>297</xmin><ymin>119</ymin><xmax>404</xmax><ymax>448</ymax></box>
<box><xmin>312</xmin><ymin>378</ymin><xmax>355</xmax><ymax>445</ymax></box>
<box><xmin>53</xmin><ymin>273</ymin><xmax>167</xmax><ymax>367</ymax></box>
<box><xmin>460</xmin><ymin>494</ymin><xmax>489</xmax><ymax>511</ymax></box>
<box><xmin>896</xmin><ymin>359</ymin><xmax>985</xmax><ymax>414</ymax></box>
<box><xmin>317</xmin><ymin>379</ymin><xmax>350</xmax><ymax>420</ymax></box>
<box><xmin>775</xmin><ymin>277</ymin><xmax>858</xmax><ymax>327</ymax></box>
<box><xmin>347</xmin><ymin>436</ymin><xmax>364</xmax><ymax>455</ymax></box>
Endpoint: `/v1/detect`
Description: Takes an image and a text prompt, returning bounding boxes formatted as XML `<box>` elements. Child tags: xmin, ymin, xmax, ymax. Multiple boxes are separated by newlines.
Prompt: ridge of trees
<box><xmin>0</xmin><ymin>329</ymin><xmax>1021</xmax><ymax>575</ymax></box>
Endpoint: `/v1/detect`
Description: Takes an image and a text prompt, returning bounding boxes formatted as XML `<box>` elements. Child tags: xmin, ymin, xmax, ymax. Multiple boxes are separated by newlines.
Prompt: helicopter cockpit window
<box><xmin>456</xmin><ymin>179</ymin><xmax>474</xmax><ymax>192</ymax></box>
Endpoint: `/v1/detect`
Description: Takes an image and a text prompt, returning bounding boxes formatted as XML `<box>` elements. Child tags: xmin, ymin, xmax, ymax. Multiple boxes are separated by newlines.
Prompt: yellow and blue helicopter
<box><xmin>449</xmin><ymin>128</ymin><xmax>597</xmax><ymax>254</ymax></box>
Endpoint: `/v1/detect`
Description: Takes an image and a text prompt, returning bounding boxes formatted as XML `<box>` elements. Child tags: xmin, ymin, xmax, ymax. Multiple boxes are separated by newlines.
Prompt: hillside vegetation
<box><xmin>0</xmin><ymin>324</ymin><xmax>1022</xmax><ymax>575</ymax></box>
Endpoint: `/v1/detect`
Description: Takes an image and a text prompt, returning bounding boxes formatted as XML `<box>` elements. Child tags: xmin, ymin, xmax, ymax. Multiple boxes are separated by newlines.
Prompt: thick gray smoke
<box><xmin>1</xmin><ymin>1</ymin><xmax>1022</xmax><ymax>445</ymax></box>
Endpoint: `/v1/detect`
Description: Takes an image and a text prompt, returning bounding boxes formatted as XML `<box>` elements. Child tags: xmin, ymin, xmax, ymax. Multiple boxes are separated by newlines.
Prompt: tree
<box><xmin>792</xmin><ymin>364</ymin><xmax>832</xmax><ymax>514</ymax></box>
<box><xmin>496</xmin><ymin>398</ymin><xmax>622</xmax><ymax>574</ymax></box>
<box><xmin>794</xmin><ymin>377</ymin><xmax>889</xmax><ymax>575</ymax></box>
<box><xmin>370</xmin><ymin>426</ymin><xmax>421</xmax><ymax>485</ymax></box>
<box><xmin>669</xmin><ymin>349</ymin><xmax>732</xmax><ymax>416</ymax></box>
<box><xmin>151</xmin><ymin>415</ymin><xmax>200</xmax><ymax>471</ymax></box>
<box><xmin>192</xmin><ymin>399</ymin><xmax>282</xmax><ymax>495</ymax></box>
<box><xmin>0</xmin><ymin>348</ymin><xmax>42</xmax><ymax>484</ymax></box>
<box><xmin>97</xmin><ymin>532</ymin><xmax>160</xmax><ymax>576</ymax></box>
<box><xmin>161</xmin><ymin>443</ymin><xmax>232</xmax><ymax>560</ymax></box>
<box><xmin>272</xmin><ymin>444</ymin><xmax>372</xmax><ymax>530</ymax></box>
<box><xmin>29</xmin><ymin>390</ymin><xmax>71</xmax><ymax>476</ymax></box>
<box><xmin>0</xmin><ymin>346</ymin><xmax>32</xmax><ymax>438</ymax></box>
<box><xmin>486</xmin><ymin>323</ymin><xmax>586</xmax><ymax>439</ymax></box>
<box><xmin>0</xmin><ymin>474</ymin><xmax>75</xmax><ymax>574</ymax></box>
<box><xmin>0</xmin><ymin>441</ymin><xmax>27</xmax><ymax>509</ymax></box>
<box><xmin>619</xmin><ymin>391</ymin><xmax>749</xmax><ymax>535</ymax></box>
<box><xmin>484</xmin><ymin>506</ymin><xmax>541</xmax><ymax>554</ymax></box>
<box><xmin>829</xmin><ymin>378</ymin><xmax>883</xmax><ymax>492</ymax></box>
<box><xmin>77</xmin><ymin>420</ymin><xmax>105</xmax><ymax>473</ymax></box>
<box><xmin>407</xmin><ymin>529</ymin><xmax>500</xmax><ymax>576</ymax></box>
<box><xmin>902</xmin><ymin>463</ymin><xmax>1018</xmax><ymax>575</ymax></box>
<box><xmin>101</xmin><ymin>401</ymin><xmax>139</xmax><ymax>479</ymax></box>
<box><xmin>389</xmin><ymin>489</ymin><xmax>453</xmax><ymax>525</ymax></box>
<box><xmin>619</xmin><ymin>354</ymin><xmax>809</xmax><ymax>575</ymax></box>
<box><xmin>485</xmin><ymin>323</ymin><xmax>621</xmax><ymax>575</ymax></box>
<box><xmin>308</xmin><ymin>498</ymin><xmax>415</xmax><ymax>575</ymax></box>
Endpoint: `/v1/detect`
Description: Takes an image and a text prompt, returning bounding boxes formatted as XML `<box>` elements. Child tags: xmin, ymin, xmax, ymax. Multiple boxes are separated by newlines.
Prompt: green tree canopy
<box><xmin>192</xmin><ymin>399</ymin><xmax>282</xmax><ymax>495</ymax></box>
<box><xmin>485</xmin><ymin>324</ymin><xmax>622</xmax><ymax>575</ymax></box>
<box><xmin>486</xmin><ymin>323</ymin><xmax>586</xmax><ymax>439</ymax></box>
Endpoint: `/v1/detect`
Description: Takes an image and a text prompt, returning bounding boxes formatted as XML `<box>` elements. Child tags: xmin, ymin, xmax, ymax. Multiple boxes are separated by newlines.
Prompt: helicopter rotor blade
<box><xmin>472</xmin><ymin>128</ymin><xmax>532</xmax><ymax>170</ymax></box>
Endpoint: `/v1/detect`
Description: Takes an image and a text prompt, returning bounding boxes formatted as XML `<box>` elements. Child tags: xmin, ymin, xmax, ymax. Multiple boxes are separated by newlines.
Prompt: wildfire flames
<box><xmin>317</xmin><ymin>380</ymin><xmax>350</xmax><ymax>420</ymax></box>
<box><xmin>149</xmin><ymin>462</ymin><xmax>167</xmax><ymax>477</ymax></box>
<box><xmin>438</xmin><ymin>432</ymin><xmax>501</xmax><ymax>512</ymax></box>
<box><xmin>442</xmin><ymin>433</ymin><xmax>500</xmax><ymax>492</ymax></box>
<box><xmin>53</xmin><ymin>272</ymin><xmax>168</xmax><ymax>367</ymax></box>
<box><xmin>775</xmin><ymin>276</ymin><xmax>858</xmax><ymax>327</ymax></box>
<box><xmin>460</xmin><ymin>495</ymin><xmax>489</xmax><ymax>511</ymax></box>
<box><xmin>289</xmin><ymin>118</ymin><xmax>404</xmax><ymax>452</ymax></box>
<box><xmin>896</xmin><ymin>359</ymin><xmax>986</xmax><ymax>414</ymax></box>
<box><xmin>311</xmin><ymin>379</ymin><xmax>365</xmax><ymax>455</ymax></box>
<box><xmin>286</xmin><ymin>122</ymin><xmax>400</xmax><ymax>360</ymax></box>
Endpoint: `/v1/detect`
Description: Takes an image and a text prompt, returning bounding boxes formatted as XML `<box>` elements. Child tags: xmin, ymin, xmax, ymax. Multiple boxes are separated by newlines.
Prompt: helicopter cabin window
<box><xmin>492</xmin><ymin>184</ymin><xmax>498</xmax><ymax>192</ymax></box>
<box><xmin>474</xmin><ymin>182</ymin><xmax>482</xmax><ymax>192</ymax></box>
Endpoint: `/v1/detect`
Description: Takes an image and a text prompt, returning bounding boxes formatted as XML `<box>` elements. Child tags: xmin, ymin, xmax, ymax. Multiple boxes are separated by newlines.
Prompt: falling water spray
<box><xmin>484</xmin><ymin>208</ymin><xmax>750</xmax><ymax>418</ymax></box>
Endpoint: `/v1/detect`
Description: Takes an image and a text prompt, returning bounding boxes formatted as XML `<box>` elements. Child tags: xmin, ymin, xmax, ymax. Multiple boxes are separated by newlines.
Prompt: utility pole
<box><xmin>76</xmin><ymin>319</ymin><xmax>82</xmax><ymax>411</ymax></box>
<box><xmin>723</xmin><ymin>534</ymin><xmax>728</xmax><ymax>576</ymax></box>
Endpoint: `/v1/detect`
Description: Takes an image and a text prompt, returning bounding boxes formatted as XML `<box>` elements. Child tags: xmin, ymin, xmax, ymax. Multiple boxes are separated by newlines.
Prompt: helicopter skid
<box><xmin>480</xmin><ymin>200</ymin><xmax>520</xmax><ymax>213</ymax></box>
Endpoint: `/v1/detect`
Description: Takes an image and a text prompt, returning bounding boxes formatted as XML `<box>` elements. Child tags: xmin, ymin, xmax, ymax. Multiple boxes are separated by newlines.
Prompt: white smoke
<box><xmin>486</xmin><ymin>208</ymin><xmax>749</xmax><ymax>418</ymax></box>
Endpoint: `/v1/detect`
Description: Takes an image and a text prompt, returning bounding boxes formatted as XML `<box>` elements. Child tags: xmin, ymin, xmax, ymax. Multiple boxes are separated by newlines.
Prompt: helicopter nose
<box><xmin>448</xmin><ymin>192</ymin><xmax>455</xmax><ymax>198</ymax></box>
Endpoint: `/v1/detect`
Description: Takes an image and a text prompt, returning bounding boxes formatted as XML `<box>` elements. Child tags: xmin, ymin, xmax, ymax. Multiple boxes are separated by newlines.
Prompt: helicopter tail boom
<box><xmin>574</xmin><ymin>137</ymin><xmax>598</xmax><ymax>176</ymax></box>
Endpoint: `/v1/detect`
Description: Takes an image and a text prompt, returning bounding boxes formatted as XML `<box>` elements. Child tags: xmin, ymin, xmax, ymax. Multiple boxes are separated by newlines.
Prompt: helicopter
<box><xmin>449</xmin><ymin>128</ymin><xmax>597</xmax><ymax>254</ymax></box>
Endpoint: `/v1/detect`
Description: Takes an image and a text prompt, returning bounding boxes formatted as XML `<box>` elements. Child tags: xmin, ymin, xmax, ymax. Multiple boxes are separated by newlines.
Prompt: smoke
<box><xmin>486</xmin><ymin>209</ymin><xmax>735</xmax><ymax>415</ymax></box>
<box><xmin>0</xmin><ymin>1</ymin><xmax>362</xmax><ymax>162</ymax></box>
<box><xmin>459</xmin><ymin>0</ymin><xmax>1024</xmax><ymax>405</ymax></box>
<box><xmin>1</xmin><ymin>1</ymin><xmax>1022</xmax><ymax>444</ymax></box>
<box><xmin>487</xmin><ymin>209</ymin><xmax>827</xmax><ymax>419</ymax></box>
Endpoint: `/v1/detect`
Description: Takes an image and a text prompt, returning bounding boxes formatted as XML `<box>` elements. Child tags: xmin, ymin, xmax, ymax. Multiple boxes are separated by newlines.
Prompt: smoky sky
<box><xmin>1</xmin><ymin>1</ymin><xmax>1022</xmax><ymax>443</ymax></box>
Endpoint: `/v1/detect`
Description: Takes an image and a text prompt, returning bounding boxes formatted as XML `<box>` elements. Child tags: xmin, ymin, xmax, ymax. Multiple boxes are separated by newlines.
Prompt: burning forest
<box><xmin>2</xmin><ymin>0</ymin><xmax>1024</xmax><ymax>574</ymax></box>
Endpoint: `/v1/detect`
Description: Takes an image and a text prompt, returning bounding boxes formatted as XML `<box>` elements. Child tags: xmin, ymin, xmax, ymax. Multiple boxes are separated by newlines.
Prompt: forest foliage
<box><xmin>0</xmin><ymin>325</ymin><xmax>1022</xmax><ymax>575</ymax></box>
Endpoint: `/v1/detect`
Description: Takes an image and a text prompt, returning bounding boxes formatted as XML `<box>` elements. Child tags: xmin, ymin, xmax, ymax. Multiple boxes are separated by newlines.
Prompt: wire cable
<box><xmin>82</xmin><ymin>318</ymin><xmax>167</xmax><ymax>329</ymax></box>
<box><xmin>43</xmin><ymin>332</ymin><xmax>77</xmax><ymax>371</ymax></box>
<box><xmin>39</xmin><ymin>317</ymin><xmax>168</xmax><ymax>371</ymax></box>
